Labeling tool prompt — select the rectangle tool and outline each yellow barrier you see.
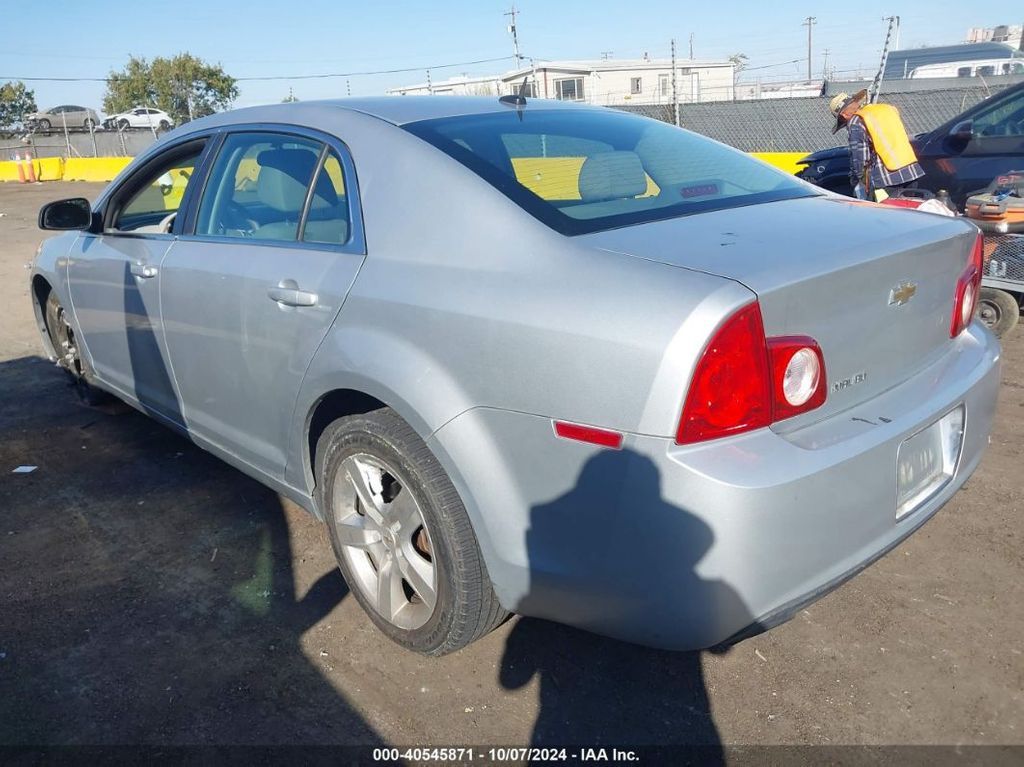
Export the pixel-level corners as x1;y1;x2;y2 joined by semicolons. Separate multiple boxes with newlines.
1;152;812;185
751;152;809;175
62;157;133;182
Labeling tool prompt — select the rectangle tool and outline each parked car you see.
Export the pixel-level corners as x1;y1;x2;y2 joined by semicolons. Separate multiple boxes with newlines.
30;97;1000;655
103;107;174;131
796;81;1024;209
25;105;101;133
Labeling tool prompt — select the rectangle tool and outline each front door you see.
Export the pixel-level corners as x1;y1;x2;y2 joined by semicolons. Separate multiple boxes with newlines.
923;86;1024;203
160;130;365;478
67;138;207;424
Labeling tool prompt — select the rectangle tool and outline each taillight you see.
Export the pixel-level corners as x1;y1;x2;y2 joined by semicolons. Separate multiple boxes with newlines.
676;302;827;445
951;233;983;338
676;303;771;444
767;337;827;421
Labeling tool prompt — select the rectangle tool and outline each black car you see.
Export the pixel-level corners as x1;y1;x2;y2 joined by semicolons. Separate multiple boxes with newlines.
796;81;1024;209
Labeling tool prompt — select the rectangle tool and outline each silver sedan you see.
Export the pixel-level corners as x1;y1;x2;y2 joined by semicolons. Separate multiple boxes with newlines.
30;97;1001;654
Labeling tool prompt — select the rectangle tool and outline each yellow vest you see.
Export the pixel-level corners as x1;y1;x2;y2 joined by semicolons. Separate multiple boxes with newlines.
854;103;919;171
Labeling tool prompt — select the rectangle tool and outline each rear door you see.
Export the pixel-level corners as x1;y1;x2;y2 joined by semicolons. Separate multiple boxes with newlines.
160;128;365;479
67;137;208;424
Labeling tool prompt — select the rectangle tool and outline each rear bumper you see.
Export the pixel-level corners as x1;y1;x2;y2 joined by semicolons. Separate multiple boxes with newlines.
430;323;1001;650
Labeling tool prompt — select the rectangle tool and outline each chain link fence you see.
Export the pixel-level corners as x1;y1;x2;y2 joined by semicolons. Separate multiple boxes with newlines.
616;81;1020;153
1;126;167;161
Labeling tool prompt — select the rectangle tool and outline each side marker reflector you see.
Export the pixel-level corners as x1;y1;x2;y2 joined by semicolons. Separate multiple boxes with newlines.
553;421;624;449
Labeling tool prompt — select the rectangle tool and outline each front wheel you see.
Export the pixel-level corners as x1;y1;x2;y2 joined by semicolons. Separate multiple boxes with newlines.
315;408;507;655
977;287;1020;337
44;292;109;406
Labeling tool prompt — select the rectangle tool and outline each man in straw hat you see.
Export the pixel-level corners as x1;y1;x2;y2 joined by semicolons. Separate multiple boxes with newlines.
830;89;924;201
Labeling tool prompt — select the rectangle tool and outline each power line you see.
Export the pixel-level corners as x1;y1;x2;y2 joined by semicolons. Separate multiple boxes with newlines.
0;55;519;84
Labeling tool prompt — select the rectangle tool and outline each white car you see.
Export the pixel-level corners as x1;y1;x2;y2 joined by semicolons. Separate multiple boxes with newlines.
104;107;174;131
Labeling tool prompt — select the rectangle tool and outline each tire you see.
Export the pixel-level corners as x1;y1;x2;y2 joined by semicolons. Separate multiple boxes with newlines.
977;287;1020;337
37;118;51;132
315;408;507;655
84;117;95;131
117;118;130;130
158;120;171;131
44;292;109;406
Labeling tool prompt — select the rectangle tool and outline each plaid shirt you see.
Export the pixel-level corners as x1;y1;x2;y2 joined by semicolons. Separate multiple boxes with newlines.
848;114;924;192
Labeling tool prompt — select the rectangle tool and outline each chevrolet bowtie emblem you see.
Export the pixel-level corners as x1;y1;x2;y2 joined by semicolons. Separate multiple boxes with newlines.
888;282;917;306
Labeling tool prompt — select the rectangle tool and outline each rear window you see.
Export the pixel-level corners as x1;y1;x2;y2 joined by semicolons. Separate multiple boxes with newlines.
404;107;815;235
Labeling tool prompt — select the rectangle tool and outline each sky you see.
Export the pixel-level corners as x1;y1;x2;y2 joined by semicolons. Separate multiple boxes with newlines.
1;1;1018;114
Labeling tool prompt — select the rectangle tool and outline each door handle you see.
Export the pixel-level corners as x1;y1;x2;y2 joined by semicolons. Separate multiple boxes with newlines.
267;281;318;307
130;261;158;279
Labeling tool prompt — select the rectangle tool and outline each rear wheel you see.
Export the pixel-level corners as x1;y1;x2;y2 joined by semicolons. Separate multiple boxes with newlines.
44;293;108;406
37;118;51;132
315;408;507;655
158;119;171;131
977;287;1020;337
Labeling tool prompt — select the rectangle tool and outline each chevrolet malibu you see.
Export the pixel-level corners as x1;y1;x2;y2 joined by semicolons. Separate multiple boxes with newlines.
30;97;1000;655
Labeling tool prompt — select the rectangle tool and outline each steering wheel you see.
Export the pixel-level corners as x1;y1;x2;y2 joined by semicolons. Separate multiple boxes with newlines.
158;211;177;234
218;201;257;236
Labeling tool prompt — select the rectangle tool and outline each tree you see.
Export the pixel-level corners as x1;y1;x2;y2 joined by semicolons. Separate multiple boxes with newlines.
728;53;749;87
0;81;36;134
103;53;238;124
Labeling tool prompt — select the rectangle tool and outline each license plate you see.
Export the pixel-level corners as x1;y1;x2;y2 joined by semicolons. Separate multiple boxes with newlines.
896;406;965;519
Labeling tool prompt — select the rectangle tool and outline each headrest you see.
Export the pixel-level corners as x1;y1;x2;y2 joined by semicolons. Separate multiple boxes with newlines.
256;149;338;212
578;151;647;202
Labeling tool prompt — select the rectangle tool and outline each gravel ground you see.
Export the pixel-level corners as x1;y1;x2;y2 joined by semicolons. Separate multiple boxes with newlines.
0;182;1021;750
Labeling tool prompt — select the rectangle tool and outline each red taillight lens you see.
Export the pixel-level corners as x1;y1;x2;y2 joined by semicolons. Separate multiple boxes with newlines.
950;233;983;338
677;302;828;444
676;302;772;444
767;337;827;421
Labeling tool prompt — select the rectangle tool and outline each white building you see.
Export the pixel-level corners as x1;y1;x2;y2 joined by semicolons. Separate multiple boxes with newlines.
966;24;1023;50
386;73;506;97
388;58;735;104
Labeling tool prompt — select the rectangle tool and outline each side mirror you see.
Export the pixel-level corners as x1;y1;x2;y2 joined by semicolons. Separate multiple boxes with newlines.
949;120;974;144
38;197;92;231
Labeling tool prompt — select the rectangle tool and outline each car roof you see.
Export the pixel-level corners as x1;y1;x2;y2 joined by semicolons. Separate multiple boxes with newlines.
188;96;597;130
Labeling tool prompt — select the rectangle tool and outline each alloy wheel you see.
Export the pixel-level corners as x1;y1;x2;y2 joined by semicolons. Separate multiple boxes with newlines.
331;453;437;630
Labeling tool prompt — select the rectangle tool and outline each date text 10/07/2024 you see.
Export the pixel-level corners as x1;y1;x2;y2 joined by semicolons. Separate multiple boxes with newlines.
373;747;641;762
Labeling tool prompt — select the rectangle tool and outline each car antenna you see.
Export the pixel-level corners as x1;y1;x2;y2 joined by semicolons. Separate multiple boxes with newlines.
499;77;529;120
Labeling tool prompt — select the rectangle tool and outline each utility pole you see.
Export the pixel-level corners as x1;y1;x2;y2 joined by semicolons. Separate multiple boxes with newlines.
869;16;899;103
505;5;523;65
426;69;433;95
600;50;613;60
821;48;830;80
671;38;679;127
346;79;351;97
689;33;694;59
802;16;816;82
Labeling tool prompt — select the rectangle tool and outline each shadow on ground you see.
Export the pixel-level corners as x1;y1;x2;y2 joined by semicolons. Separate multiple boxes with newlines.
0;355;382;745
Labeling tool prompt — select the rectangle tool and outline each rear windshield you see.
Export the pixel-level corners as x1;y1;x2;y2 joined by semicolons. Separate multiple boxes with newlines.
404;107;816;235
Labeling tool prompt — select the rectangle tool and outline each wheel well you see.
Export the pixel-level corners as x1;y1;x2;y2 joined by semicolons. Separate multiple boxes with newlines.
32;276;52;315
307;389;387;482
32;276;55;345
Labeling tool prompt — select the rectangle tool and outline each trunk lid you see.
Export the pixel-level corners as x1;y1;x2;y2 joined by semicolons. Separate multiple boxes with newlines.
582;195;980;425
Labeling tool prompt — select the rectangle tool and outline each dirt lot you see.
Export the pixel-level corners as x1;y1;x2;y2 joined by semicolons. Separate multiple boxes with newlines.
1;182;1022;749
